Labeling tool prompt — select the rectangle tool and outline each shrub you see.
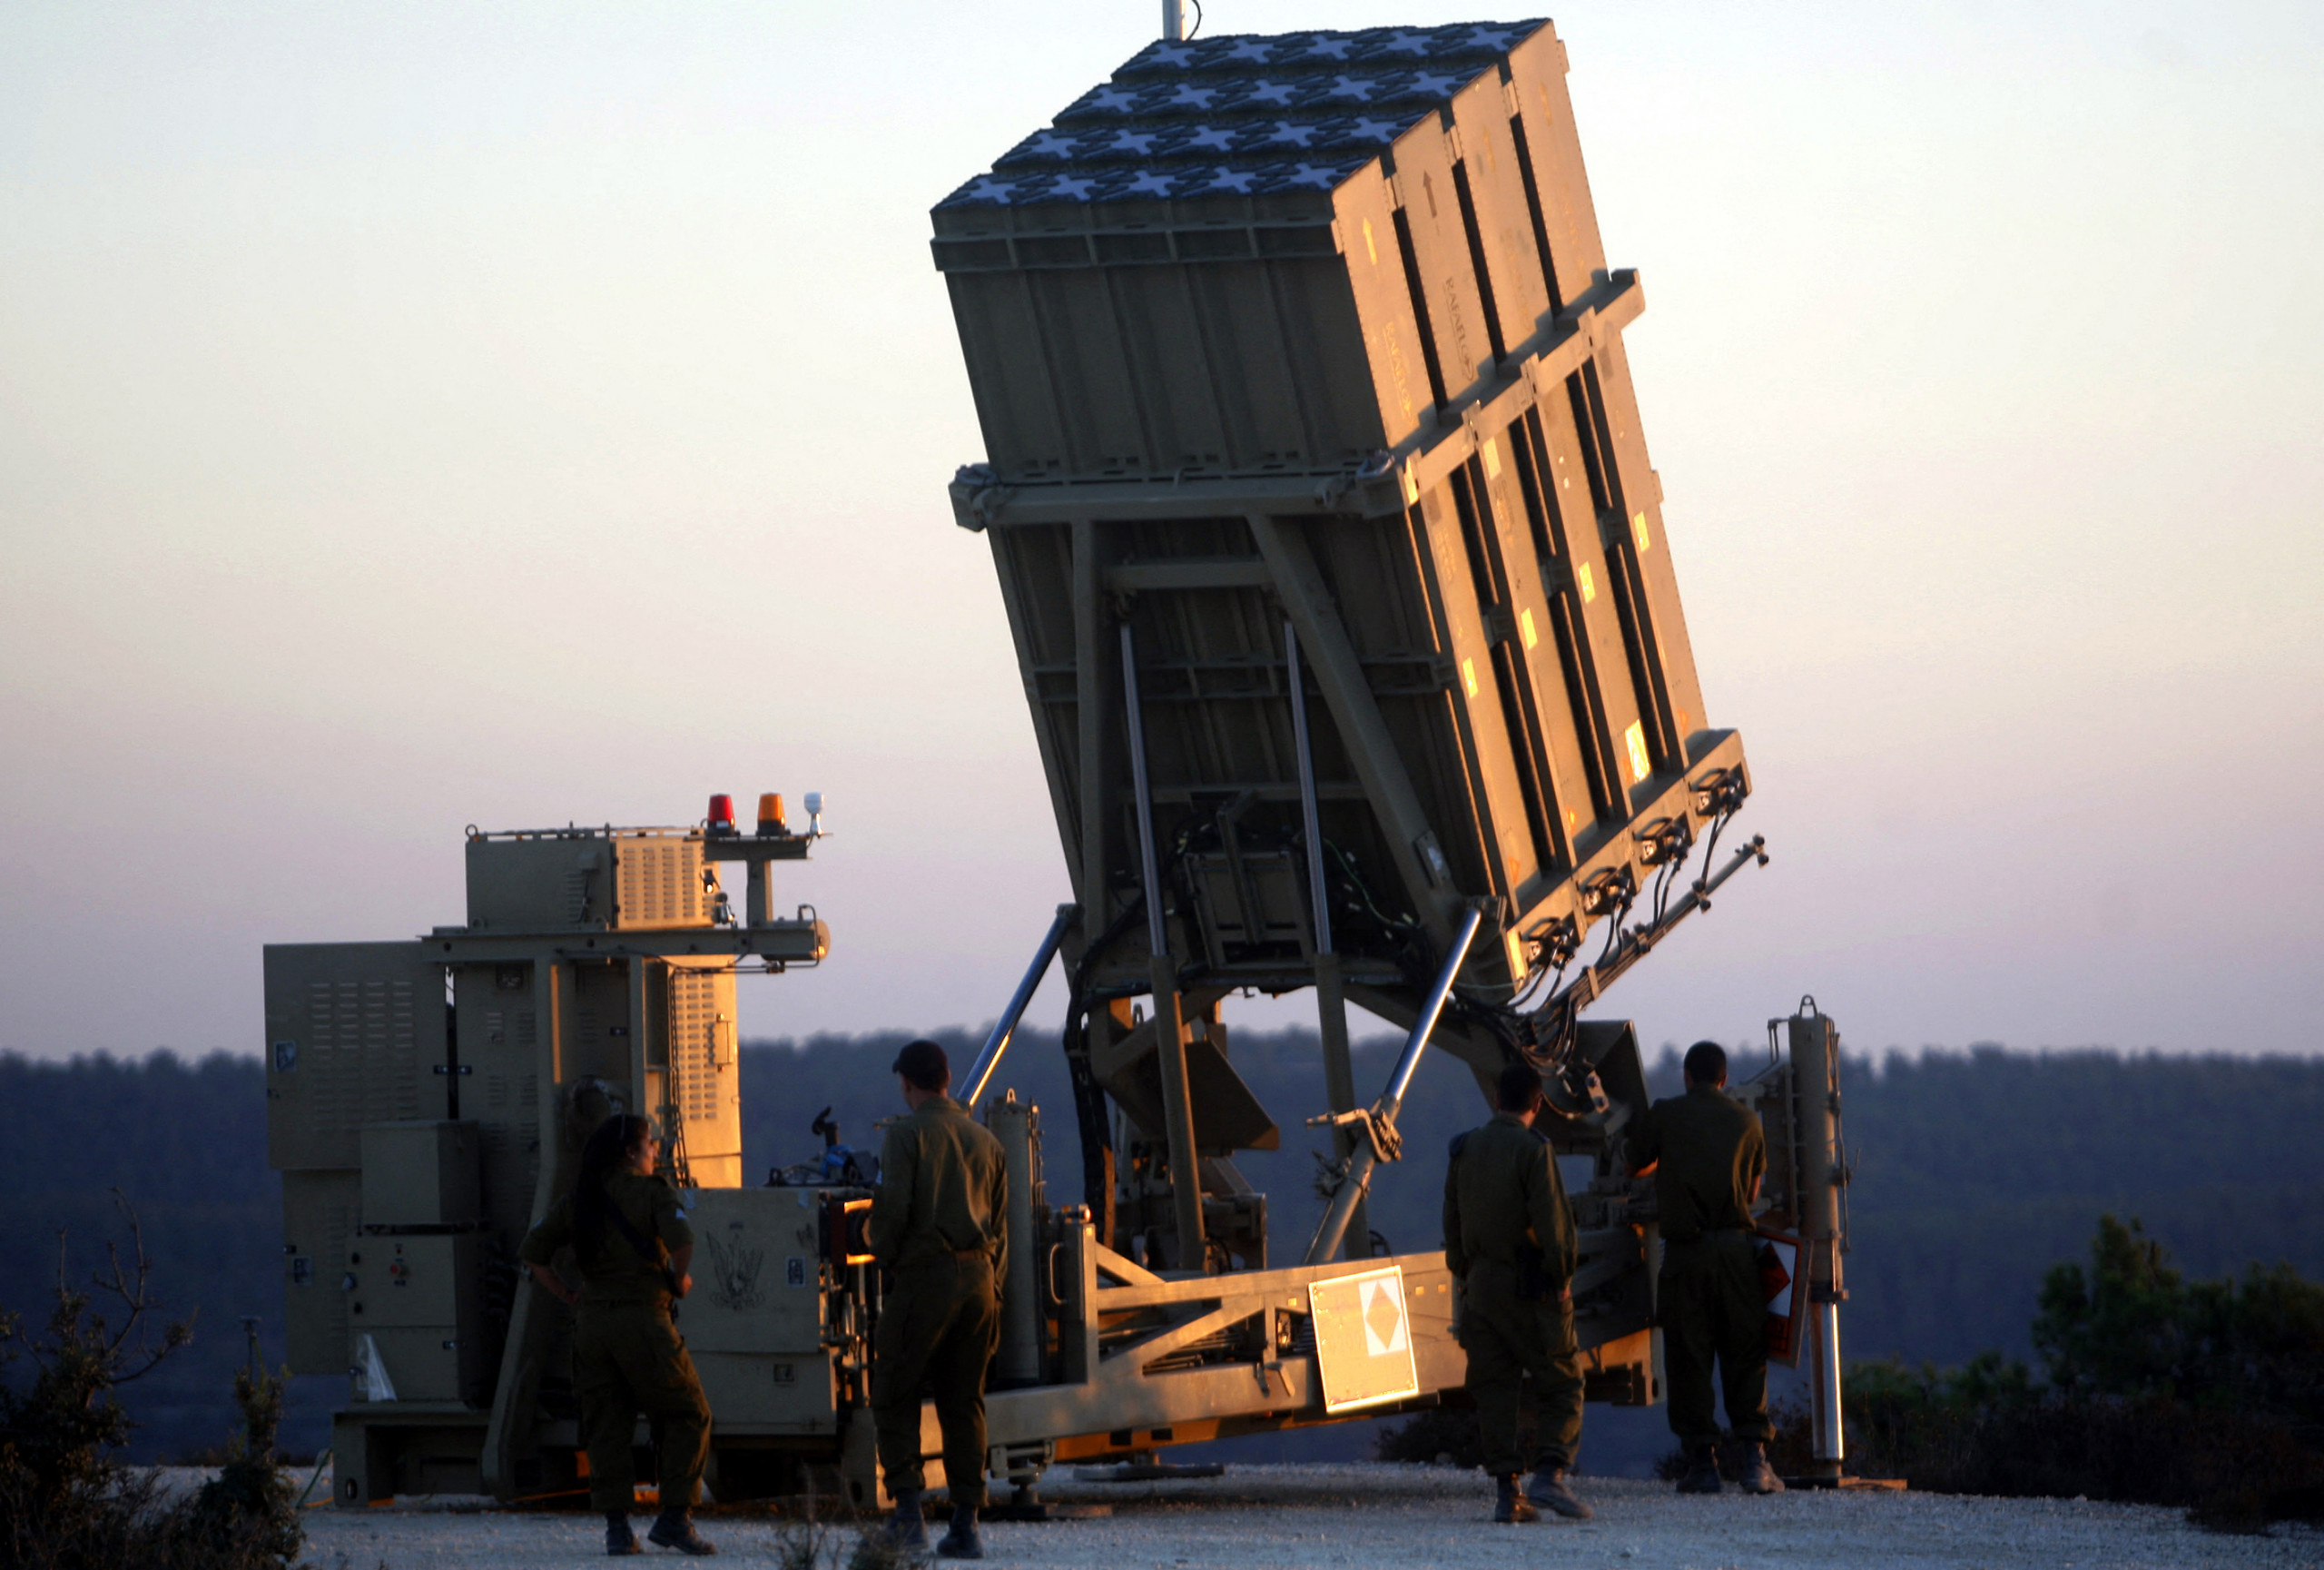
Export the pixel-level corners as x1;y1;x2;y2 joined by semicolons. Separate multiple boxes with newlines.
1839;1218;2324;1530
169;1367;300;1568
1831;1358;2323;1530
0;1196;303;1570
1374;1406;1483;1467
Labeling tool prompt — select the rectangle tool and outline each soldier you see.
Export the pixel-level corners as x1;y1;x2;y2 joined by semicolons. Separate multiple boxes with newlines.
1625;1040;1784;1496
870;1040;1009;1561
520;1113;717;1556
1443;1060;1592;1523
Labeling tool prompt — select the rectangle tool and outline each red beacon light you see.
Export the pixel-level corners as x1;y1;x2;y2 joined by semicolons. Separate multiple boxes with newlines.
705;794;735;835
756;793;787;836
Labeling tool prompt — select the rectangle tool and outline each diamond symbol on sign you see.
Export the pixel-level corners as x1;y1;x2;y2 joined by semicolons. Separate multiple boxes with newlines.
1362;1279;1407;1355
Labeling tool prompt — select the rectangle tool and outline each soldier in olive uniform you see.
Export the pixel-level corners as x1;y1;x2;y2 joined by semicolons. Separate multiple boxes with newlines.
871;1040;1009;1561
1443;1061;1592;1523
522;1113;718;1555
1624;1040;1784;1496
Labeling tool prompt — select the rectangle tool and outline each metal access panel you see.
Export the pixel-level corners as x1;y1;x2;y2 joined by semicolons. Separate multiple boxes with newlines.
281;1169;361;1376
653;961;743;1190
359;1328;467;1406
346;1233;489;1405
683;1189;843;1436
265;943;444;1170
447;961;549;1249
933;19;1748;996
359;1121;483;1229
350;1233;483;1330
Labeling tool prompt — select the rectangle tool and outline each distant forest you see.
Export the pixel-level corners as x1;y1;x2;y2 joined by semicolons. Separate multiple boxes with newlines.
4;1038;2320;1469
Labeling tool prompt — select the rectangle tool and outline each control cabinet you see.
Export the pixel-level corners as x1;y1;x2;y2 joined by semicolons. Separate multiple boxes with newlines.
265;819;827;1504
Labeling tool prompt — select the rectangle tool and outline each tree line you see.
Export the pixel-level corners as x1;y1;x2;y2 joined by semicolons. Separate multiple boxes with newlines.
2;1035;2319;1467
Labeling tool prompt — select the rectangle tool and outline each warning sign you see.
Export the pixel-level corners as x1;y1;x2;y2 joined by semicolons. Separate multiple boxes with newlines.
1309;1265;1421;1414
1758;1228;1808;1368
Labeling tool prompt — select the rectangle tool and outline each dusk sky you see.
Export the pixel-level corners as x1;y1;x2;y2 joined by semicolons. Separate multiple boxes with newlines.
4;1;2318;1064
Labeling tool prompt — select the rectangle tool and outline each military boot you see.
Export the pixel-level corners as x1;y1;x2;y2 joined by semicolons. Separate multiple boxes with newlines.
1492;1473;1539;1523
882;1488;931;1555
645;1510;716;1555
1676;1444;1723;1495
1730;1439;1787;1496
1525;1466;1593;1519
934;1503;985;1560
606;1512;643;1555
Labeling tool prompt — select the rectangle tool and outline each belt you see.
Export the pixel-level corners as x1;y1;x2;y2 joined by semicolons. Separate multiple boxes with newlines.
1666;1227;1749;1245
900;1247;989;1268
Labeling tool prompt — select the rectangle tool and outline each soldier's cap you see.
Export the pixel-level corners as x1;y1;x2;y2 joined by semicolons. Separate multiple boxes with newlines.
892;1039;950;1091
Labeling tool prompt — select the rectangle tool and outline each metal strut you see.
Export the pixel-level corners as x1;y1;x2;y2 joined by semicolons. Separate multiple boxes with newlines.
1121;623;1208;1270
1303;903;1487;1265
1284;622;1333;955
1287;620;1367;1259
963;902;1078;1109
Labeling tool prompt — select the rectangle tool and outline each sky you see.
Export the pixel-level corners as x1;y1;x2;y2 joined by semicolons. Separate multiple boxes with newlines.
2;1;2319;1065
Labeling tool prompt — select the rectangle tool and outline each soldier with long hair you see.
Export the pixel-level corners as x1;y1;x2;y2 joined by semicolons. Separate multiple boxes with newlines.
522;1113;717;1555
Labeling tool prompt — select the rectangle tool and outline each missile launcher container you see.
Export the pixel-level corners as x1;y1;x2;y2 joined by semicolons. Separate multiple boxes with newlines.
935;19;1747;1011
931;15;1761;1362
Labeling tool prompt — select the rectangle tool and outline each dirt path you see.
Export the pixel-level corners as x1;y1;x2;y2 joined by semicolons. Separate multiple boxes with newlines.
291;1463;2322;1569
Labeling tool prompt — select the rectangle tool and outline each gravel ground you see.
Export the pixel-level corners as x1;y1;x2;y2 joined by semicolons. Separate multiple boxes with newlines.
275;1464;2321;1569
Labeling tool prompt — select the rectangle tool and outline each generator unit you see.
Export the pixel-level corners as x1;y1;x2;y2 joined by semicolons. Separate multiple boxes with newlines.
266;807;845;1504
